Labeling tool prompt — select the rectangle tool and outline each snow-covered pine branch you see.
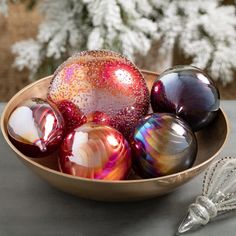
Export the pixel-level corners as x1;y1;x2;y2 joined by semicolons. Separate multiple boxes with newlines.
12;0;156;79
10;0;236;84
12;39;43;79
0;0;8;16
84;0;157;59
151;0;236;84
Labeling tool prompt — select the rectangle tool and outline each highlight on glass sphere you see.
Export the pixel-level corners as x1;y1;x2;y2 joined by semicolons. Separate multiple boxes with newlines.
86;111;111;126
7;98;65;157
131;113;197;178
59;122;132;180
48;50;150;138
151;65;220;131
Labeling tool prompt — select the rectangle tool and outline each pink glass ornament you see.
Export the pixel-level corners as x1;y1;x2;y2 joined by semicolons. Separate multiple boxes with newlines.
7;98;65;157
59;122;132;180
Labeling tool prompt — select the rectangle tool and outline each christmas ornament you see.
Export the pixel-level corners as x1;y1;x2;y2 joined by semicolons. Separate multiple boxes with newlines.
7;98;65;157
86;111;111;126
59;122;132;180
48;50;149;137
151;66;220;131
57;100;86;133
178;157;236;234
131;113;197;178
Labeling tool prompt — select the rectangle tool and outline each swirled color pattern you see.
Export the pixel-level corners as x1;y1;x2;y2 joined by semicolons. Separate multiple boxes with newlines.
7;98;65;157
131;113;197;178
59;122;132;180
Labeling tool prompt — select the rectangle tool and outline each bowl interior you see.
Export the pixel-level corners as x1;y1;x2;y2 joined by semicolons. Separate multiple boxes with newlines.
1;71;229;181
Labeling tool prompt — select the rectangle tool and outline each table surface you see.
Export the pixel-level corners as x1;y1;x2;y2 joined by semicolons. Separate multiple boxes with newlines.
1;101;236;236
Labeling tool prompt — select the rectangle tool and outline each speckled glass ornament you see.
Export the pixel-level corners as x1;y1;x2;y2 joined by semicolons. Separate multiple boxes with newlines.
59;122;132;180
7;98;65;157
131;113;197;178
48;50;149;137
57;100;87;133
151;66;220;131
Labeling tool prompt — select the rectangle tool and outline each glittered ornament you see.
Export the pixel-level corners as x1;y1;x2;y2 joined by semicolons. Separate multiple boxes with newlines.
48;50;149;137
151;66;220;131
86;111;111;126
59;122;132;180
7;98;65;157
57;100;87;133
131;113;197;178
178;157;236;234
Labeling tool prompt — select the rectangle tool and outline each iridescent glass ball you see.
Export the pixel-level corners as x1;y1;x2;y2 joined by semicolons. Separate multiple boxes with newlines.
151;66;220;131
131;113;197;178
48;50;149;137
7;98;65;157
59;122;132;180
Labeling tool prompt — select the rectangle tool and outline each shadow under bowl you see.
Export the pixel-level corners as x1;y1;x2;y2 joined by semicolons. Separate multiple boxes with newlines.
1;70;229;201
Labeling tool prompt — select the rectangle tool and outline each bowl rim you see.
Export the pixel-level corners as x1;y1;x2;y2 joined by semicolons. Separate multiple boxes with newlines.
1;70;230;184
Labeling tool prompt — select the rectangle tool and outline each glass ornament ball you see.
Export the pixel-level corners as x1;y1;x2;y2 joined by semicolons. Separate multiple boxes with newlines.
151;66;220;131
7;98;65;157
57;100;87;133
48;50;149;137
59;122;132;180
86;111;111;126
131;113;197;178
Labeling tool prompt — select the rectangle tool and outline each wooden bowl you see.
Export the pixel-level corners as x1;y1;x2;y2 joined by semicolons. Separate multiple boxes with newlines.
1;70;229;201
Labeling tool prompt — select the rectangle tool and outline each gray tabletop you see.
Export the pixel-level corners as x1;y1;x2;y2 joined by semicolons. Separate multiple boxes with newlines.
0;101;236;236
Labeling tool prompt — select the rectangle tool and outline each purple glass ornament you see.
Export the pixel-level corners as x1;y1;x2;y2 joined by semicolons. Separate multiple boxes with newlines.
131;113;197;178
151;66;220;131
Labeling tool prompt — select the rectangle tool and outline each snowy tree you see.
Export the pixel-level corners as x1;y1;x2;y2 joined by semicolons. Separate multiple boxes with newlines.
11;0;157;79
2;0;236;84
150;0;236;84
0;0;8;16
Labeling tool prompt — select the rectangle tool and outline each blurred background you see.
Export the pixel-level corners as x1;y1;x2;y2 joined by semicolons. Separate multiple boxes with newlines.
0;0;236;101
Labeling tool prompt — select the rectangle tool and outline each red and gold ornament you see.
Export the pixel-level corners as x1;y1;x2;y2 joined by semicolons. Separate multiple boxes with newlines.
59;122;132;180
48;50;149;137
